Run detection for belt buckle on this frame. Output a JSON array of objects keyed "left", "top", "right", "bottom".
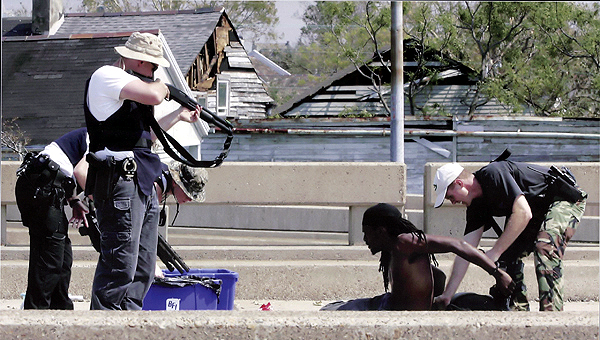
[{"left": 122, "top": 158, "right": 137, "bottom": 181}]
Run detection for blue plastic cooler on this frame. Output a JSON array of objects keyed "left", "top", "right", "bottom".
[
  {"left": 142, "top": 276, "right": 220, "bottom": 311},
  {"left": 184, "top": 268, "right": 239, "bottom": 310},
  {"left": 142, "top": 268, "right": 238, "bottom": 311}
]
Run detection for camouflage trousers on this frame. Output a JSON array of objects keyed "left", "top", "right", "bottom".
[
  {"left": 534, "top": 197, "right": 586, "bottom": 311},
  {"left": 508, "top": 196, "right": 587, "bottom": 311}
]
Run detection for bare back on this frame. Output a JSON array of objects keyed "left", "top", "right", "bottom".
[{"left": 388, "top": 251, "right": 434, "bottom": 310}]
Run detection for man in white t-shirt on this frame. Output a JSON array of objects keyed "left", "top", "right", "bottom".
[{"left": 84, "top": 32, "right": 201, "bottom": 310}]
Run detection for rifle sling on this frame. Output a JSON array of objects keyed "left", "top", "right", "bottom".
[{"left": 147, "top": 114, "right": 232, "bottom": 168}]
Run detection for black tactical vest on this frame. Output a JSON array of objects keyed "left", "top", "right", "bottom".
[{"left": 84, "top": 77, "right": 161, "bottom": 196}]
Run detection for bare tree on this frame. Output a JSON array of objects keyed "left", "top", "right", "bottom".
[{"left": 1, "top": 118, "right": 30, "bottom": 159}]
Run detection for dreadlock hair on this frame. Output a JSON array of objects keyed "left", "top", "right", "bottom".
[{"left": 363, "top": 203, "right": 438, "bottom": 292}]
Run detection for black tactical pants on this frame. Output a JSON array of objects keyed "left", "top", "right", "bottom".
[{"left": 15, "top": 161, "right": 74, "bottom": 310}]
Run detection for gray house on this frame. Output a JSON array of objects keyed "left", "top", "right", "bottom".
[
  {"left": 54, "top": 6, "right": 273, "bottom": 120},
  {"left": 2, "top": 31, "right": 201, "bottom": 150},
  {"left": 274, "top": 40, "right": 517, "bottom": 118}
]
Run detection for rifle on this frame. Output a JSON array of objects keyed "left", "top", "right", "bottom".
[
  {"left": 157, "top": 232, "right": 190, "bottom": 274},
  {"left": 78, "top": 198, "right": 101, "bottom": 253},
  {"left": 126, "top": 70, "right": 233, "bottom": 168},
  {"left": 166, "top": 85, "right": 233, "bottom": 135}
]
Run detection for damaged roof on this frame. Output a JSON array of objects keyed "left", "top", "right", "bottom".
[
  {"left": 275, "top": 39, "right": 478, "bottom": 117},
  {"left": 55, "top": 8, "right": 227, "bottom": 76},
  {"left": 2, "top": 32, "right": 144, "bottom": 146}
]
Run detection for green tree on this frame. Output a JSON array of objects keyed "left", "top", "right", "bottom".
[
  {"left": 301, "top": 1, "right": 391, "bottom": 72},
  {"left": 406, "top": 1, "right": 599, "bottom": 118},
  {"left": 523, "top": 2, "right": 599, "bottom": 117},
  {"left": 403, "top": 2, "right": 465, "bottom": 116},
  {"left": 299, "top": 1, "right": 393, "bottom": 113},
  {"left": 196, "top": 1, "right": 279, "bottom": 48}
]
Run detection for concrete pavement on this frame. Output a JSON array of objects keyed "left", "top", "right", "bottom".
[
  {"left": 1, "top": 240, "right": 597, "bottom": 339},
  {"left": 0, "top": 309, "right": 597, "bottom": 339}
]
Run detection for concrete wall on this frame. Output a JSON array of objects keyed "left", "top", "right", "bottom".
[
  {"left": 1, "top": 161, "right": 406, "bottom": 245},
  {"left": 423, "top": 162, "right": 599, "bottom": 242}
]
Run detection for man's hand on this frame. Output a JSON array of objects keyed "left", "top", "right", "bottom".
[
  {"left": 494, "top": 268, "right": 516, "bottom": 296},
  {"left": 432, "top": 293, "right": 452, "bottom": 310},
  {"left": 69, "top": 199, "right": 89, "bottom": 229},
  {"left": 179, "top": 104, "right": 200, "bottom": 123}
]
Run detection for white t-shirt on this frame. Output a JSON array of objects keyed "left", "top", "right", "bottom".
[
  {"left": 39, "top": 133, "right": 90, "bottom": 178},
  {"left": 87, "top": 65, "right": 139, "bottom": 122},
  {"left": 87, "top": 65, "right": 139, "bottom": 160}
]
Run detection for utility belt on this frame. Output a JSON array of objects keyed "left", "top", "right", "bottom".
[
  {"left": 16, "top": 152, "right": 75, "bottom": 197},
  {"left": 85, "top": 153, "right": 138, "bottom": 201}
]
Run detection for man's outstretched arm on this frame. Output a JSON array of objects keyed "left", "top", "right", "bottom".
[{"left": 398, "top": 229, "right": 513, "bottom": 301}]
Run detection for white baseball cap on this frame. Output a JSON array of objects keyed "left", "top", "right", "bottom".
[{"left": 434, "top": 163, "right": 464, "bottom": 208}]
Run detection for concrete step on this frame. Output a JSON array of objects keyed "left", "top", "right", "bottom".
[
  {"left": 2, "top": 242, "right": 598, "bottom": 261},
  {"left": 5, "top": 220, "right": 600, "bottom": 248},
  {"left": 3, "top": 223, "right": 349, "bottom": 247},
  {"left": 0, "top": 309, "right": 597, "bottom": 340},
  {"left": 2, "top": 247, "right": 598, "bottom": 303}
]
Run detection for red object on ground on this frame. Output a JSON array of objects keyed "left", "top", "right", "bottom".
[{"left": 259, "top": 302, "right": 272, "bottom": 311}]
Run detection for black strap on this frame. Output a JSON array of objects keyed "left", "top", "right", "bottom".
[
  {"left": 147, "top": 114, "right": 232, "bottom": 168},
  {"left": 126, "top": 70, "right": 233, "bottom": 168},
  {"left": 492, "top": 148, "right": 511, "bottom": 163},
  {"left": 488, "top": 217, "right": 504, "bottom": 237}
]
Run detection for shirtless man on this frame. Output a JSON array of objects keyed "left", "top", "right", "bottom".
[{"left": 321, "top": 203, "right": 514, "bottom": 311}]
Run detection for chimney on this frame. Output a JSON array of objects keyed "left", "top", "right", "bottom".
[{"left": 32, "top": 0, "right": 64, "bottom": 35}]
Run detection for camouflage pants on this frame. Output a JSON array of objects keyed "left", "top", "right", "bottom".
[{"left": 533, "top": 197, "right": 586, "bottom": 311}]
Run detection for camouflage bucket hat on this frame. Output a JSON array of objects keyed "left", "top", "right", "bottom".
[{"left": 168, "top": 161, "right": 208, "bottom": 202}]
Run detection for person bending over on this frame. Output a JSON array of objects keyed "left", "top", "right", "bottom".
[
  {"left": 15, "top": 128, "right": 89, "bottom": 309},
  {"left": 432, "top": 157, "right": 586, "bottom": 311}
]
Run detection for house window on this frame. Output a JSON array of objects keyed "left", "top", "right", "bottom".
[
  {"left": 217, "top": 79, "right": 229, "bottom": 117},
  {"left": 186, "top": 145, "right": 200, "bottom": 159},
  {"left": 193, "top": 91, "right": 207, "bottom": 109}
]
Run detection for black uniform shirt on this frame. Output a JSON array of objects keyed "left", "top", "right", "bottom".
[{"left": 464, "top": 161, "right": 551, "bottom": 235}]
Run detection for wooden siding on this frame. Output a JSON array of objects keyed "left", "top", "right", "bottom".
[
  {"left": 285, "top": 84, "right": 517, "bottom": 117},
  {"left": 219, "top": 41, "right": 273, "bottom": 119}
]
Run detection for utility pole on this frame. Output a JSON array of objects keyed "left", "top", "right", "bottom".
[{"left": 390, "top": 1, "right": 404, "bottom": 163}]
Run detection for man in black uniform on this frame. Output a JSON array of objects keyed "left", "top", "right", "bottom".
[
  {"left": 432, "top": 157, "right": 586, "bottom": 311},
  {"left": 15, "top": 127, "right": 89, "bottom": 309}
]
